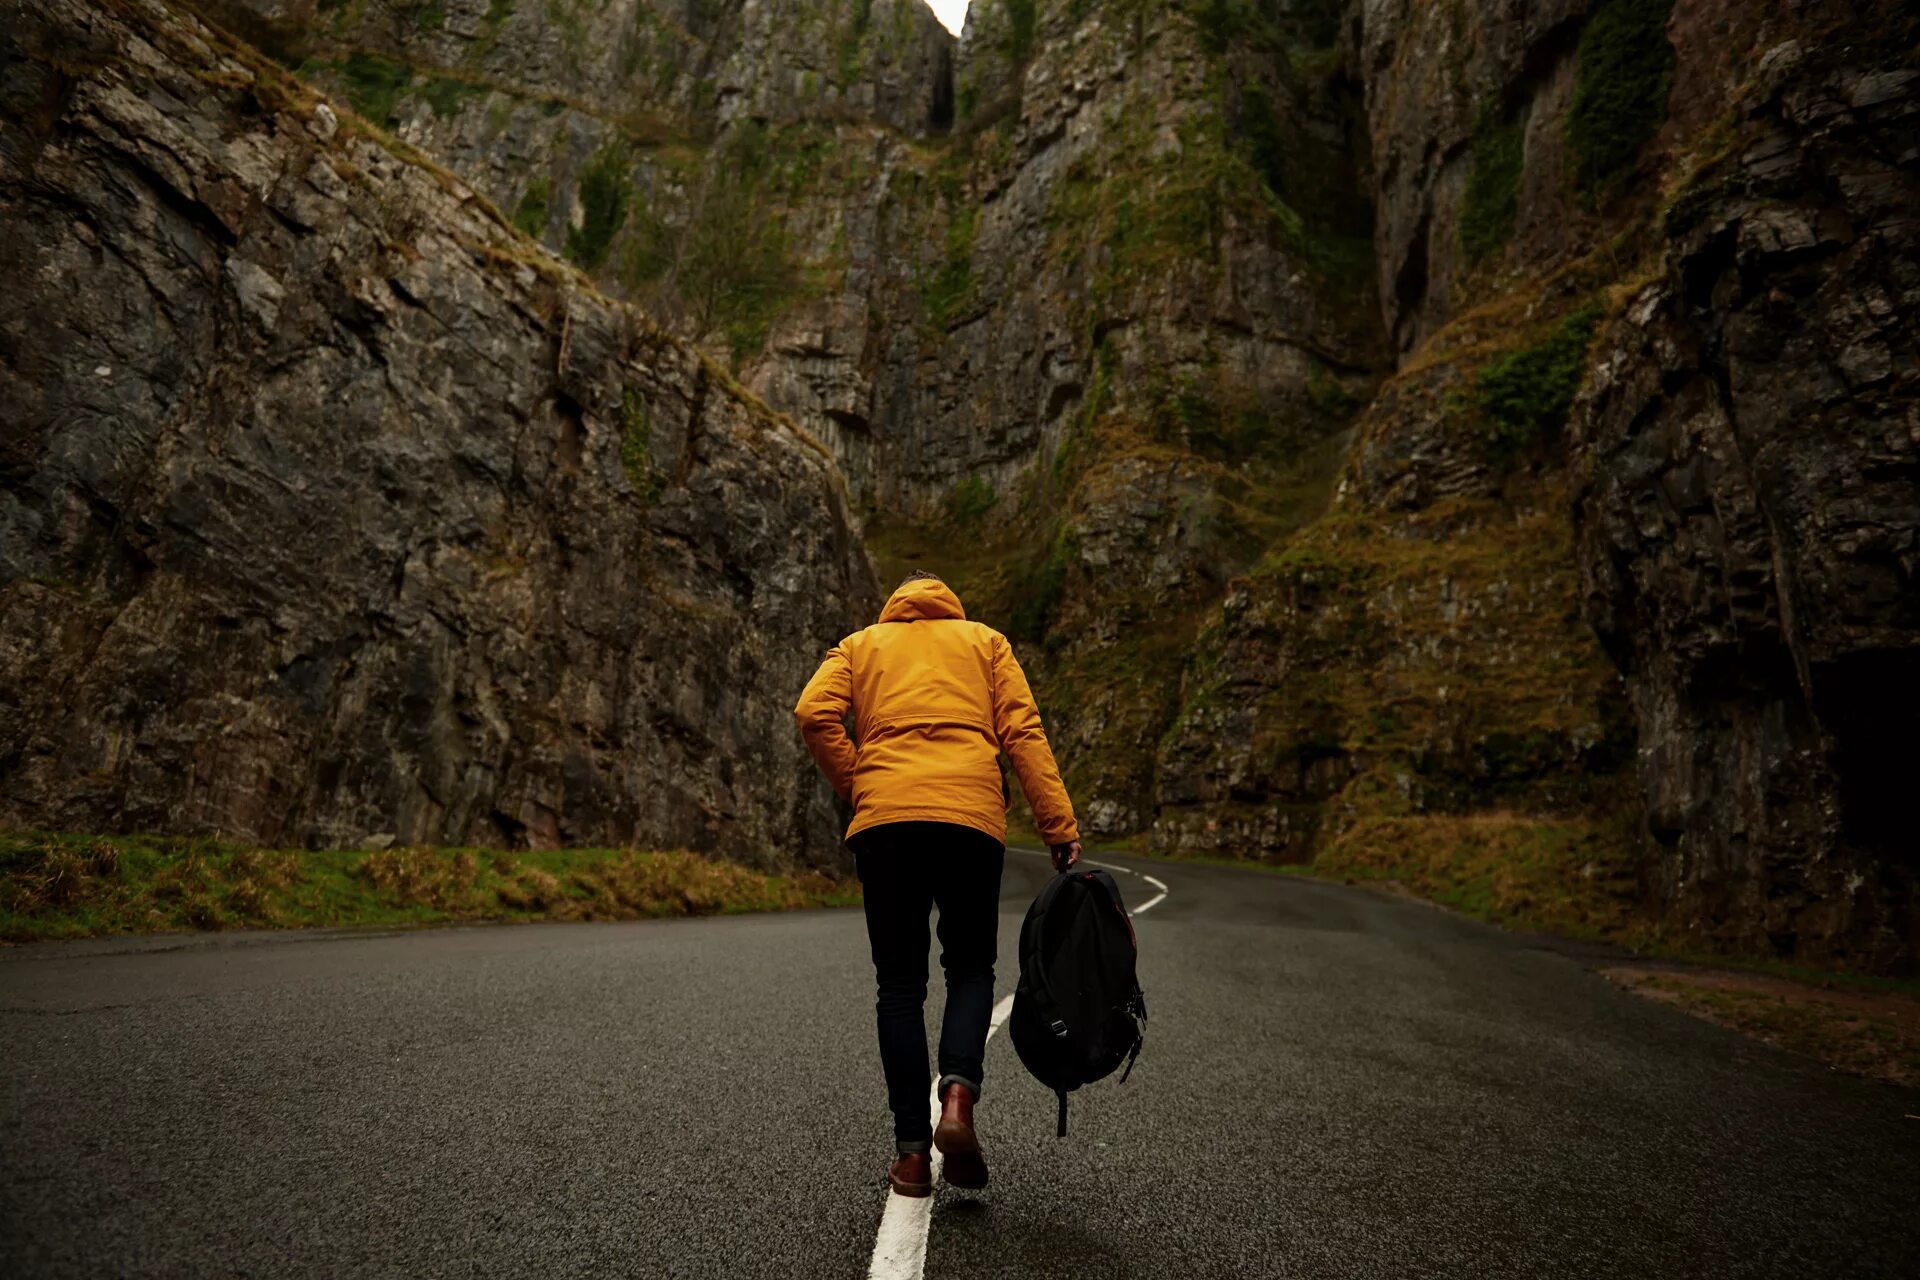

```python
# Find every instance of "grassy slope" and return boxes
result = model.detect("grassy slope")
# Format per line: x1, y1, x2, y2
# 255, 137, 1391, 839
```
1, 833, 859, 944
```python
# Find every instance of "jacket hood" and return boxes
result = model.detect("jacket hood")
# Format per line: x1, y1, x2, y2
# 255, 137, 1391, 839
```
879, 578, 967, 623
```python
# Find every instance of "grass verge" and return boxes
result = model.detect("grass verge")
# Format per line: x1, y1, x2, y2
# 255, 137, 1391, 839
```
1311, 811, 1643, 945
0, 832, 859, 944
1605, 968, 1920, 1089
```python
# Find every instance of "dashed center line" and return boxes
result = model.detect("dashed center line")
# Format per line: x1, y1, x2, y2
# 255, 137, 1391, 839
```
865, 851, 1167, 1280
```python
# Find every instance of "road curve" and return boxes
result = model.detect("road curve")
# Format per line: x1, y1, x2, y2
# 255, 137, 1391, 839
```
3, 851, 1915, 1278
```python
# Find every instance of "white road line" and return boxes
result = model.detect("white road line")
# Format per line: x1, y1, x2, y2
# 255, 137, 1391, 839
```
1130, 873, 1169, 916
865, 852, 1166, 1280
867, 993, 1017, 1280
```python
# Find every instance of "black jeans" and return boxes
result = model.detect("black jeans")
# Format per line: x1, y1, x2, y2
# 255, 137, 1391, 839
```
849, 821, 1006, 1151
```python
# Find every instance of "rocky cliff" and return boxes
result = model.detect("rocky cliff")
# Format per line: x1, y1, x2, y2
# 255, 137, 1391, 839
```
180, 0, 1386, 839
4, 0, 1914, 967
0, 0, 876, 866
1152, 0, 1917, 968
1571, 23, 1919, 966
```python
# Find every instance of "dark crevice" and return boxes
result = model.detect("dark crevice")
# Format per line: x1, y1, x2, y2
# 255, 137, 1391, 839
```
1505, 12, 1587, 115
928, 40, 954, 134
1390, 206, 1431, 354
674, 362, 710, 488
1821, 649, 1920, 859
553, 392, 585, 473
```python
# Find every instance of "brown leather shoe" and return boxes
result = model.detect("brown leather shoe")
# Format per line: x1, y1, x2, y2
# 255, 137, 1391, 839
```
934, 1084, 988, 1189
888, 1151, 932, 1197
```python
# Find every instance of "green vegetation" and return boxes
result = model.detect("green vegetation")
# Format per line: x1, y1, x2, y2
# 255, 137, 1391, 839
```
862, 482, 1081, 650
615, 206, 675, 290
1305, 361, 1362, 417
1192, 0, 1283, 55
543, 0, 593, 53
1048, 93, 1369, 335
564, 144, 631, 270
1461, 108, 1523, 263
1465, 305, 1600, 453
0, 832, 859, 942
1568, 0, 1675, 194
1054, 335, 1116, 482
619, 390, 661, 501
1314, 810, 1643, 942
512, 175, 551, 239
1004, 0, 1038, 62
419, 74, 479, 118
1147, 366, 1283, 464
944, 473, 997, 524
1008, 527, 1078, 643
1234, 85, 1288, 202
287, 51, 521, 159
1047, 114, 1241, 311
1227, 491, 1627, 805
922, 204, 979, 329
471, 0, 518, 60
838, 0, 875, 83
335, 50, 411, 126
675, 125, 803, 359
541, 122, 826, 362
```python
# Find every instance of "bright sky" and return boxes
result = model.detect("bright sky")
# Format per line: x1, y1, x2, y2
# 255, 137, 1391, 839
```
927, 0, 969, 37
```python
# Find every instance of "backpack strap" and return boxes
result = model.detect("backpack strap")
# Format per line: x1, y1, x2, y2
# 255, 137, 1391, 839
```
1118, 1031, 1143, 1084
1086, 868, 1139, 948
1094, 869, 1147, 1086
1016, 871, 1082, 1040
1056, 1090, 1068, 1139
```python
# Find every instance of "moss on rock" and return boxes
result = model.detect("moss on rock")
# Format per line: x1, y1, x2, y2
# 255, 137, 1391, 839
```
512, 175, 551, 239
1461, 108, 1523, 264
1568, 0, 1676, 194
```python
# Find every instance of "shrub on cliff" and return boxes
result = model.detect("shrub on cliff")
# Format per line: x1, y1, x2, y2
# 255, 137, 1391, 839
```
564, 144, 631, 270
1568, 0, 1676, 194
1467, 305, 1600, 455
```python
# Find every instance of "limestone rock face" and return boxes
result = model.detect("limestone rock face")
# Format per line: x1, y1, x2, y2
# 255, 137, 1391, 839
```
1146, 0, 1920, 968
1356, 0, 1590, 355
214, 0, 953, 136
709, 0, 955, 132
7, 0, 1918, 965
1570, 51, 1920, 965
0, 0, 876, 865
1150, 375, 1633, 866
881, 0, 1382, 836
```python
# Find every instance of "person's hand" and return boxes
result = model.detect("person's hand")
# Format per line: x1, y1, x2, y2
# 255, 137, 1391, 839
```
1050, 841, 1082, 872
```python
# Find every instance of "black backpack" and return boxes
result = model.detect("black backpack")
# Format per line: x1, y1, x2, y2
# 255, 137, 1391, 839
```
1009, 866, 1148, 1137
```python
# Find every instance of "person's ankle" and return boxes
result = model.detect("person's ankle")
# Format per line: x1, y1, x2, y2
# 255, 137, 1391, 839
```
936, 1074, 979, 1103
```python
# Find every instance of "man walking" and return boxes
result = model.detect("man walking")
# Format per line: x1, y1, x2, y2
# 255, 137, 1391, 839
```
794, 570, 1082, 1197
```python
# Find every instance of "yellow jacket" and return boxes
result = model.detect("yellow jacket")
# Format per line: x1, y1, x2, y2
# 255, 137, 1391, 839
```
793, 578, 1079, 846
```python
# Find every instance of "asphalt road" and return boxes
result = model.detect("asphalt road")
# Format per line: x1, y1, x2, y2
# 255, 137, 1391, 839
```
3, 849, 1916, 1278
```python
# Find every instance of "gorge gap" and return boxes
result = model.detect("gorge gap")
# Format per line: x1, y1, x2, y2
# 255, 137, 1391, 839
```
1, 0, 1915, 971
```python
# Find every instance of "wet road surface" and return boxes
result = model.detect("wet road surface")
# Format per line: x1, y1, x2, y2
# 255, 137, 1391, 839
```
3, 849, 1916, 1278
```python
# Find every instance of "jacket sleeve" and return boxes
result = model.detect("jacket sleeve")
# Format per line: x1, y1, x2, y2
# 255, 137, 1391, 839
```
793, 644, 857, 802
989, 632, 1080, 845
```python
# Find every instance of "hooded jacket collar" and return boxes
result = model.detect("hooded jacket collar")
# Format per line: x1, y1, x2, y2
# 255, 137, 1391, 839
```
879, 578, 967, 623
